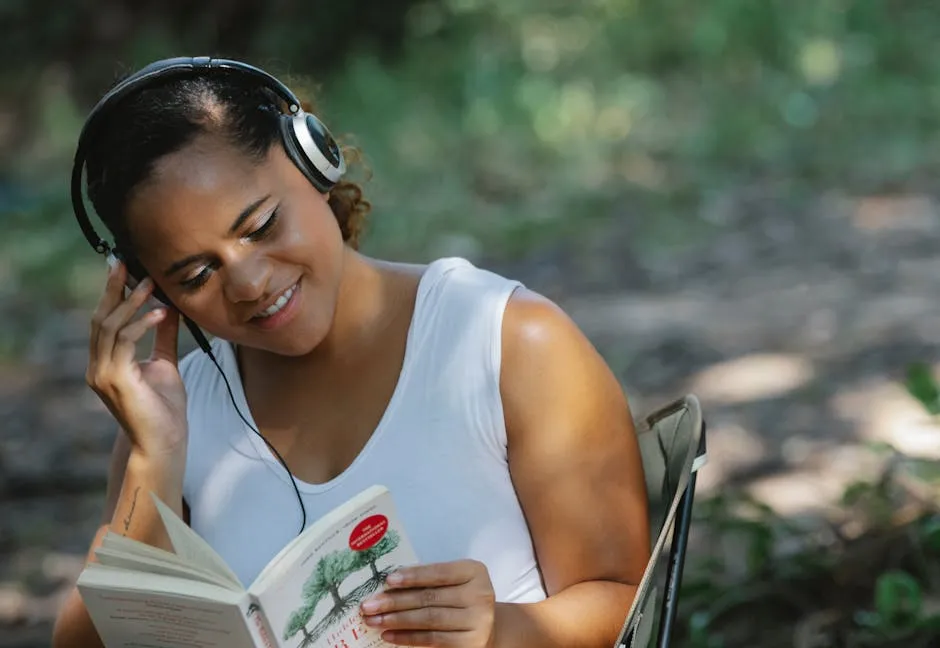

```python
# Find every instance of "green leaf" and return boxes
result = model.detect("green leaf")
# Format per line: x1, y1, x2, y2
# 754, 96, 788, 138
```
919, 516, 940, 553
874, 570, 922, 629
905, 363, 940, 415
842, 480, 875, 506
746, 523, 774, 576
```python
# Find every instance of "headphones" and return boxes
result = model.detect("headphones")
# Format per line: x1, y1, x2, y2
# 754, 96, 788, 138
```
70, 56, 347, 354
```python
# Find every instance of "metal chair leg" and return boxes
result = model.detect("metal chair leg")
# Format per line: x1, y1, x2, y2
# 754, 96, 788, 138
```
655, 470, 699, 648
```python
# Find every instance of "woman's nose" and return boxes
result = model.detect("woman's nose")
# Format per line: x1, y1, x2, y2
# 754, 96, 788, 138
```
222, 254, 272, 304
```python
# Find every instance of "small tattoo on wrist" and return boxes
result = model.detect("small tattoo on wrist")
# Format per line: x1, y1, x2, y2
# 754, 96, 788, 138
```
123, 486, 140, 535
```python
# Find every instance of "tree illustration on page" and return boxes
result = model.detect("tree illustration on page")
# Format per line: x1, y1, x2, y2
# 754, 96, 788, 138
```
284, 549, 358, 646
353, 530, 400, 580
284, 513, 405, 647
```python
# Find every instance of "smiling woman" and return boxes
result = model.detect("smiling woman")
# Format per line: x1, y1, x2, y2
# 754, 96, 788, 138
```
53, 57, 651, 648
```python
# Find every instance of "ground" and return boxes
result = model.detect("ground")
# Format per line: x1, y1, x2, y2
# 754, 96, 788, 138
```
1, 187, 939, 647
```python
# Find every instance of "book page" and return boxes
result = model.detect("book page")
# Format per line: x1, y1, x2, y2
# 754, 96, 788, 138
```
150, 492, 244, 589
251, 487, 419, 648
94, 546, 239, 590
98, 532, 237, 588
78, 566, 256, 648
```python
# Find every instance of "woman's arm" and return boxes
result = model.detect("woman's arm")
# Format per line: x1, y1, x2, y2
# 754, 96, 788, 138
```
360, 288, 650, 648
492, 288, 650, 648
51, 431, 187, 648
54, 266, 192, 647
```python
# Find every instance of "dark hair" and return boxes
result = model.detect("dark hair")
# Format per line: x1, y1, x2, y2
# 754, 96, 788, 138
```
85, 73, 370, 256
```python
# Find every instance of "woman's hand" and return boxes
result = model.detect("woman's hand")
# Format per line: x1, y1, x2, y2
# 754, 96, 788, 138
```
360, 560, 497, 647
86, 260, 188, 459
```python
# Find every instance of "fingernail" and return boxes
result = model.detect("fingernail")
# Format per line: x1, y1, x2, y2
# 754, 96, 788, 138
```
363, 614, 382, 626
361, 599, 380, 613
386, 572, 403, 586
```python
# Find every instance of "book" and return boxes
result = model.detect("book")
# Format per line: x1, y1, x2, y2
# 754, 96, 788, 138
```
76, 484, 419, 648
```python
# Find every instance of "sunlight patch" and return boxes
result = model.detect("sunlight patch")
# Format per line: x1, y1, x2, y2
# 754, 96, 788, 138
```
850, 194, 938, 233
830, 377, 940, 458
746, 470, 845, 516
688, 353, 815, 405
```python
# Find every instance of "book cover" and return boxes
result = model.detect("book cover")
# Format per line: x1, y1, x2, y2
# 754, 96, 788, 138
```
254, 488, 419, 648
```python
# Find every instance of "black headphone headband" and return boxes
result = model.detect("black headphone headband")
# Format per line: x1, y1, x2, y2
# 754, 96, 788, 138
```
71, 56, 306, 254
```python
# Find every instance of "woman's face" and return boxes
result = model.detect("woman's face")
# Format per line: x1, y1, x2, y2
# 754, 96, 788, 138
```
124, 135, 346, 357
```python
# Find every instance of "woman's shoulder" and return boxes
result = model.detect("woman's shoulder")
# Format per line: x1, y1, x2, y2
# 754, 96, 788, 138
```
375, 256, 524, 314
424, 256, 523, 292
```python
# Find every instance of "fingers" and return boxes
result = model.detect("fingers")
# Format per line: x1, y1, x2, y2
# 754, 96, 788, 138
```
89, 260, 130, 359
87, 260, 167, 396
364, 604, 472, 632
95, 276, 157, 367
383, 561, 480, 590
151, 308, 180, 364
360, 561, 496, 646
109, 308, 168, 368
378, 629, 473, 647
362, 585, 465, 615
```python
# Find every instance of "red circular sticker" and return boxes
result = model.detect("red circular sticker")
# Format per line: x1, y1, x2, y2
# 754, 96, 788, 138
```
349, 514, 389, 551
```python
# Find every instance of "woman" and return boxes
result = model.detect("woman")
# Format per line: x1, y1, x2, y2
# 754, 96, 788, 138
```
52, 58, 650, 648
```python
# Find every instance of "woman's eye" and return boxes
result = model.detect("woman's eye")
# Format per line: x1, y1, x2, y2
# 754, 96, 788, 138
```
247, 208, 280, 241
177, 208, 280, 291
181, 267, 212, 289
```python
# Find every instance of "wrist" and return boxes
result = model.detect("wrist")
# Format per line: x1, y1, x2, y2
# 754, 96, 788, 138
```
127, 446, 186, 482
491, 602, 532, 648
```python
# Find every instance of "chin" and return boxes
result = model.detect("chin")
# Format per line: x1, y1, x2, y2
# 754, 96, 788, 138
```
233, 333, 319, 358
269, 337, 324, 357
256, 313, 335, 358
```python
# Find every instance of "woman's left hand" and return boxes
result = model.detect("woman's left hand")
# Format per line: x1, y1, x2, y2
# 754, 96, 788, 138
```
360, 559, 497, 647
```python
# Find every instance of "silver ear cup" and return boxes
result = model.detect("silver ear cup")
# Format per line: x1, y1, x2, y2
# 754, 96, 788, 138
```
290, 111, 346, 184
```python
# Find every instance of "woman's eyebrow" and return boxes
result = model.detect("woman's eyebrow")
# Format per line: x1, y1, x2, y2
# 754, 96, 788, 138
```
228, 194, 271, 235
162, 194, 272, 276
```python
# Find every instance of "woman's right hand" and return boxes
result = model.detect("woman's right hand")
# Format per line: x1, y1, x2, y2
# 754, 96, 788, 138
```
87, 260, 189, 460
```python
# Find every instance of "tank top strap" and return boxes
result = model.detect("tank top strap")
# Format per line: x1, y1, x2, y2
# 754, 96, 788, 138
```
403, 257, 524, 453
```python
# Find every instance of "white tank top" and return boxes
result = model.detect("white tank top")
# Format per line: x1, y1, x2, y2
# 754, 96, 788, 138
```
179, 257, 547, 603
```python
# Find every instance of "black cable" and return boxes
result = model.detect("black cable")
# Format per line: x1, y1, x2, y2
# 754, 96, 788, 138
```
206, 349, 308, 536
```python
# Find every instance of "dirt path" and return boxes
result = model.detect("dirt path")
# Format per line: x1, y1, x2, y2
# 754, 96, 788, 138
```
2, 189, 939, 646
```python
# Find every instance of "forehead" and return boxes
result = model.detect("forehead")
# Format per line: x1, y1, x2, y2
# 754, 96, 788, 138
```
125, 137, 270, 250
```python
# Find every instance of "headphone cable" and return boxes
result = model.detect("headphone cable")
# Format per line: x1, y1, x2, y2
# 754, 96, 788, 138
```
205, 348, 308, 536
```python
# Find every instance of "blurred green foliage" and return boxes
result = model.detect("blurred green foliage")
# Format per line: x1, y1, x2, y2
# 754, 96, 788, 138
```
2, 0, 940, 309
2, 3, 940, 643
906, 363, 940, 416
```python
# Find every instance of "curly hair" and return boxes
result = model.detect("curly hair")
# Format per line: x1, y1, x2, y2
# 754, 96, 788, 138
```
84, 70, 371, 254
325, 143, 371, 248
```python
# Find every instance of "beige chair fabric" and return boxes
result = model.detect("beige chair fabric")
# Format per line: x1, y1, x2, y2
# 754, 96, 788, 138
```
615, 394, 707, 648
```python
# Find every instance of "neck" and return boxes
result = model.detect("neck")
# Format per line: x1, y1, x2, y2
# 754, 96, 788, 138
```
314, 248, 393, 361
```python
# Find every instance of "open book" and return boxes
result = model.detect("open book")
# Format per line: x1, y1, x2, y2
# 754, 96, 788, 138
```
77, 485, 419, 648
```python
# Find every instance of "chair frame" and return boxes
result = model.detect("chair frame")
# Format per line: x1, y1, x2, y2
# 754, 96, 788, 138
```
656, 421, 706, 647
616, 395, 708, 648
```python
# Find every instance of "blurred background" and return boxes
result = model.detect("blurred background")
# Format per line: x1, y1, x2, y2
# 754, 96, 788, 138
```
2, 0, 940, 646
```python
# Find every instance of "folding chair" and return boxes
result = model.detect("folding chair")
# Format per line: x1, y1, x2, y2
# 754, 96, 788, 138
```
615, 394, 708, 648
